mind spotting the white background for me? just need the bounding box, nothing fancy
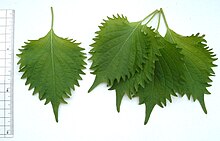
[1,0,220,141]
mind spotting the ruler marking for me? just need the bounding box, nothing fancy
[0,17,13,19]
[0,67,10,68]
[0,25,13,27]
[0,83,11,84]
[0,33,10,35]
[0,41,11,43]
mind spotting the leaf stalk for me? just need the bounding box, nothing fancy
[159,8,169,30]
[140,8,172,36]
[156,12,161,32]
[159,8,175,42]
[51,7,54,29]
[141,9,159,23]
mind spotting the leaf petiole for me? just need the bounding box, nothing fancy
[159,8,169,30]
[140,9,159,24]
[159,8,175,42]
[51,7,54,29]
[156,12,161,32]
[144,11,158,25]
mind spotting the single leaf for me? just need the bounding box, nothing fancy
[165,30,217,113]
[89,15,150,92]
[17,7,86,122]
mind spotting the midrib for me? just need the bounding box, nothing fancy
[50,30,56,97]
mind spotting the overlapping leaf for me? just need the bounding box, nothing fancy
[89,15,151,92]
[17,8,86,122]
[112,30,185,124]
[165,30,217,113]
[110,26,166,112]
[137,37,185,124]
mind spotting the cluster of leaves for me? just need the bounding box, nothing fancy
[17,7,86,122]
[89,8,217,124]
[17,7,217,124]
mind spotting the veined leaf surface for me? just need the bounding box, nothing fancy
[138,38,185,124]
[89,15,150,92]
[165,30,217,113]
[110,27,165,112]
[89,9,217,125]
[17,8,86,122]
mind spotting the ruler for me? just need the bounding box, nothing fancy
[0,9,14,138]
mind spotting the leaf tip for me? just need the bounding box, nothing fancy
[116,90,124,113]
[88,76,102,93]
[51,102,60,123]
[144,103,155,125]
[198,96,207,114]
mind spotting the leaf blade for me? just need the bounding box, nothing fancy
[18,29,86,122]
[137,38,184,124]
[165,30,217,113]
[89,15,150,91]
[110,27,164,111]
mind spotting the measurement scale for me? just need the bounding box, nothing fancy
[0,9,14,138]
